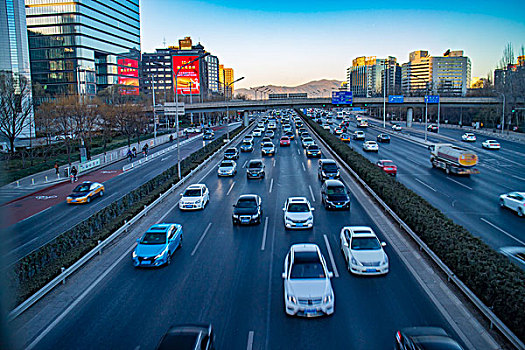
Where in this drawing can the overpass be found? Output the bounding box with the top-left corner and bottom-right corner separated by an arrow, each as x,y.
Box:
174,96 -> 507,113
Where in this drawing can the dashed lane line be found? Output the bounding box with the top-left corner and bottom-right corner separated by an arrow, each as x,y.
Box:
323,234 -> 339,278
191,223 -> 212,256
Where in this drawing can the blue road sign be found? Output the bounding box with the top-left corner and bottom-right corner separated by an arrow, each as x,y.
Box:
388,95 -> 404,103
332,91 -> 353,105
424,95 -> 440,104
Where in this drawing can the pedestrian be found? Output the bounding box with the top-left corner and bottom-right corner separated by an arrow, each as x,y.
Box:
54,161 -> 59,175
127,149 -> 133,162
71,166 -> 78,182
142,143 -> 149,156
132,146 -> 137,158
169,134 -> 174,143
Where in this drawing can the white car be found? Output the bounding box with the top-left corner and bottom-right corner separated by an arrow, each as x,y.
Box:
244,135 -> 254,143
217,160 -> 237,177
185,127 -> 196,133
252,129 -> 262,137
340,226 -> 389,275
499,192 -> 525,217
363,141 -> 379,152
282,244 -> 334,317
257,122 -> 265,128
283,197 -> 314,229
461,133 -> 476,142
482,139 -> 500,149
268,122 -> 277,130
179,184 -> 210,210
322,124 -> 331,131
392,124 -> 402,131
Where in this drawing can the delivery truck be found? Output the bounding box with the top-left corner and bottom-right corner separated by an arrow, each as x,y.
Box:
429,143 -> 480,175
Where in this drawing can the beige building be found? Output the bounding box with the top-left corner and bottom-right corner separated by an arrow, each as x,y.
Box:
219,64 -> 234,96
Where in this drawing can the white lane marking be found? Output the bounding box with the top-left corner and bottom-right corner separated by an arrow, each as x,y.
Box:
323,234 -> 339,278
446,177 -> 473,190
512,174 -> 525,182
272,159 -> 276,167
161,156 -> 172,161
25,244 -> 135,350
261,217 -> 269,251
415,178 -> 437,192
297,148 -> 300,155
480,218 -> 525,245
191,223 -> 212,256
246,331 -> 254,350
308,185 -> 316,202
269,178 -> 274,193
302,162 -> 306,171
226,181 -> 235,196
242,160 -> 248,168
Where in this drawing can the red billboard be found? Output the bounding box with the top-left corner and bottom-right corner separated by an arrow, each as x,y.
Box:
118,58 -> 139,95
172,56 -> 200,94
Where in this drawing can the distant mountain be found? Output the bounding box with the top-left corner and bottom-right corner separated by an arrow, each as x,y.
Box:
235,79 -> 344,100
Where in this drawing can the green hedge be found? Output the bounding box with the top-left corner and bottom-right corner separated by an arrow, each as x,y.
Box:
10,126 -> 244,306
297,109 -> 525,342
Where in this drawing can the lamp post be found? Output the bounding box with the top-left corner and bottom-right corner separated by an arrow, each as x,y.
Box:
174,52 -> 210,179
220,76 -> 245,140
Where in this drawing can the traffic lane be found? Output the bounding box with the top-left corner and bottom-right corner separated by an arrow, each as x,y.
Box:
267,139 -> 463,350
338,126 -> 525,248
4,126 -> 234,263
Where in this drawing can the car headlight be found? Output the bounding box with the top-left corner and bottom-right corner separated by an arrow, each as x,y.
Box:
154,250 -> 167,260
351,256 -> 362,266
287,295 -> 297,304
196,199 -> 202,204
307,216 -> 313,222
321,171 -> 326,176
382,254 -> 389,265
323,294 -> 332,303
251,214 -> 259,219
132,251 -> 137,258
285,215 -> 292,222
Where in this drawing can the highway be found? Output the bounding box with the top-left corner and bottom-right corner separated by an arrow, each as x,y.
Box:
318,114 -> 524,251
3,125 -> 237,264
21,119 -> 475,350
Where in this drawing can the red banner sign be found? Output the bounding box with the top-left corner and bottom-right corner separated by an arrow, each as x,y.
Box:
173,56 -> 200,94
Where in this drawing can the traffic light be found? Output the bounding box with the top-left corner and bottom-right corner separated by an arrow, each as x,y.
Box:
512,109 -> 515,113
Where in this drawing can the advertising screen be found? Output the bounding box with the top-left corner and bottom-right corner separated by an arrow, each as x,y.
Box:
173,56 -> 200,94
118,58 -> 139,95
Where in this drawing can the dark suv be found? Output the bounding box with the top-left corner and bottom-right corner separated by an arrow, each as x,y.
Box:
232,194 -> 263,225
156,324 -> 215,350
246,159 -> 265,179
224,147 -> 239,160
318,159 -> 340,181
321,180 -> 350,210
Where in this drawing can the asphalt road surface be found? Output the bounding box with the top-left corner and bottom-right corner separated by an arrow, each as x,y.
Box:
29,123 -> 468,350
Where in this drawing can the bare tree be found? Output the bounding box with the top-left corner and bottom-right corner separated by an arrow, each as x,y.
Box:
499,42 -> 515,69
0,71 -> 33,155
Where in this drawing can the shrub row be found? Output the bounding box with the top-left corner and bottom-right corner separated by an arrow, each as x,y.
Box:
10,125 -> 244,306
297,109 -> 525,342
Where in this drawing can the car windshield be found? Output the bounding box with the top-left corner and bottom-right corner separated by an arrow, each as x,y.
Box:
351,237 -> 381,250
243,141 -> 251,146
290,253 -> 325,279
225,149 -> 236,154
263,143 -> 273,148
221,161 -> 234,167
73,184 -> 91,192
140,232 -> 166,245
323,164 -> 338,172
237,199 -> 257,208
326,186 -> 346,195
248,161 -> 263,168
287,202 -> 310,212
382,161 -> 394,167
308,145 -> 319,150
183,189 -> 201,197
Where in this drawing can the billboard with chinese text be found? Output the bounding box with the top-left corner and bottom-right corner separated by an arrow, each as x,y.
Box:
172,55 -> 200,94
118,58 -> 139,95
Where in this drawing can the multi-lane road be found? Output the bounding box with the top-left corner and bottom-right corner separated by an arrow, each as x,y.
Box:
3,125 -> 238,263
318,114 -> 524,251
16,118 -> 489,350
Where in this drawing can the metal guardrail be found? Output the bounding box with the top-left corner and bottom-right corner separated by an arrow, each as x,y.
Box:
299,112 -> 525,350
8,123 -> 253,322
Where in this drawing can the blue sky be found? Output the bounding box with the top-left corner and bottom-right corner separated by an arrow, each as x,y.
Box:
140,0 -> 525,89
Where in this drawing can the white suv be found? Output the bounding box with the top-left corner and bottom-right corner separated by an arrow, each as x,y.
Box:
179,184 -> 210,210
340,226 -> 389,275
283,197 -> 314,229
283,243 -> 334,317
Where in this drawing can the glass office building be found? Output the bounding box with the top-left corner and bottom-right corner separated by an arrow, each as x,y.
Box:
25,0 -> 140,96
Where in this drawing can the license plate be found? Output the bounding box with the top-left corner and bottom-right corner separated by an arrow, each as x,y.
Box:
335,205 -> 342,208
241,219 -> 249,223
366,268 -> 377,272
185,205 -> 192,208
296,223 -> 303,227
305,308 -> 316,314
142,260 -> 151,265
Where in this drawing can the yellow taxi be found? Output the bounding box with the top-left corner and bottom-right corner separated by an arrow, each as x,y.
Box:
66,181 -> 105,204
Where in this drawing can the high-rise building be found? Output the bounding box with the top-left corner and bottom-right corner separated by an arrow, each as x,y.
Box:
0,0 -> 33,138
346,56 -> 400,97
25,0 -> 141,96
205,54 -> 219,94
402,50 -> 471,96
219,64 -> 234,97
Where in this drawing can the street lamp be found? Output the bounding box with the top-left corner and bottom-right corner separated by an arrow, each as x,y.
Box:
220,76 -> 245,140
174,52 -> 210,179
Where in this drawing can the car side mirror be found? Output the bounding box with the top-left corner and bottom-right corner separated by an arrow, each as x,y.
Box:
343,241 -> 349,247
328,272 -> 334,278
311,208 -> 315,211
233,204 -> 236,208
136,238 -> 140,243
282,272 -> 286,279
180,193 -> 183,196
381,242 -> 387,247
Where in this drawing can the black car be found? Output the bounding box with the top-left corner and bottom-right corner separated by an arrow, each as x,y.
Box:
156,324 -> 215,350
203,132 -> 214,140
260,137 -> 272,147
395,327 -> 463,350
232,194 -> 263,225
318,159 -> 339,180
246,159 -> 265,179
427,124 -> 439,132
377,134 -> 391,143
224,147 -> 239,160
306,144 -> 322,158
321,180 -> 350,210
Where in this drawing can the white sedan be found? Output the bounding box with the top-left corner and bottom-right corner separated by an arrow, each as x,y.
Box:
340,226 -> 389,275
217,160 -> 237,177
461,133 -> 476,142
392,124 -> 402,131
363,141 -> 379,152
252,129 -> 262,137
499,192 -> 525,217
179,184 -> 210,210
283,197 -> 314,229
282,243 -> 334,317
482,140 -> 500,149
